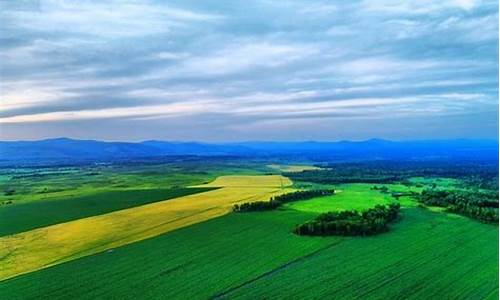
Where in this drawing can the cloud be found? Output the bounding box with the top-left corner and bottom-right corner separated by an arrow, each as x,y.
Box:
451,0 -> 481,10
0,0 -> 497,140
1,90 -> 492,125
326,26 -> 356,37
2,1 -> 223,39
153,52 -> 191,61
0,100 -> 220,124
360,0 -> 485,14
170,40 -> 321,77
298,4 -> 338,15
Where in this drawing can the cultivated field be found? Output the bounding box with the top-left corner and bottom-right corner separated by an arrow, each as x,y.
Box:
1,200 -> 496,299
0,175 -> 292,280
267,164 -> 321,173
224,208 -> 498,299
287,183 -> 423,213
194,175 -> 292,188
0,161 -> 497,300
0,188 -> 213,236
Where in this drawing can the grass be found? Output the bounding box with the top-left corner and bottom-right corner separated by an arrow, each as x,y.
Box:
0,175 -> 292,280
0,205 -> 496,299
0,187 -> 214,237
286,183 -> 397,213
286,181 -> 432,213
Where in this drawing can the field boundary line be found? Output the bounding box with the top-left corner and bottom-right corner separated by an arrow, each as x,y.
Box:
211,240 -> 343,299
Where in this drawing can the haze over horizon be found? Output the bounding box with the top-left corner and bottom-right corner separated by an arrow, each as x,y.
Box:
1,0 -> 498,142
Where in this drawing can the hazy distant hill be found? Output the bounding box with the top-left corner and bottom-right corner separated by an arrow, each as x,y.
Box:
233,139 -> 499,160
0,137 -> 497,165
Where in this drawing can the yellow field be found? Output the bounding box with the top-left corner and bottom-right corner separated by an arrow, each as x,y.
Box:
0,175 -> 292,281
194,174 -> 292,187
267,164 -> 321,173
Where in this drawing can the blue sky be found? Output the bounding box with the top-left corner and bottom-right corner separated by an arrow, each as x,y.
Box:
0,0 -> 498,141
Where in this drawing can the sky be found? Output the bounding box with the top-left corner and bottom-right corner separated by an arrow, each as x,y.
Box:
0,0 -> 498,142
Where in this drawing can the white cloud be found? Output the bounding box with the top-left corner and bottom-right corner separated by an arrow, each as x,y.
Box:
298,4 -> 338,15
153,52 -> 190,60
438,14 -> 498,41
361,0 -> 482,14
3,0 -> 223,39
0,82 -> 78,111
0,100 -> 221,124
152,40 -> 321,78
335,57 -> 441,79
451,0 -> 480,10
326,26 -> 356,37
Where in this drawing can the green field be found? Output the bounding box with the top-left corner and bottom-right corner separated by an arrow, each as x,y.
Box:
408,176 -> 461,188
0,161 -> 497,299
0,160 -> 269,205
224,208 -> 498,299
0,175 -> 292,280
286,182 -> 426,213
0,188 -> 214,236
0,205 -> 496,299
287,183 -> 393,212
0,160 -> 272,238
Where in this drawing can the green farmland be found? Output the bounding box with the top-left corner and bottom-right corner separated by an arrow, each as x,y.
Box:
0,202 -> 497,299
287,183 -> 396,212
0,160 -> 497,299
2,0 -> 498,297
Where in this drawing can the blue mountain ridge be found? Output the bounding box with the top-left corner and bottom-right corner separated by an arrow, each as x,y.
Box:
0,138 -> 497,163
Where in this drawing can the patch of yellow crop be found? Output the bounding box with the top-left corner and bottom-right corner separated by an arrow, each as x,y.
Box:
0,175 -> 292,281
194,175 -> 292,188
267,164 -> 321,173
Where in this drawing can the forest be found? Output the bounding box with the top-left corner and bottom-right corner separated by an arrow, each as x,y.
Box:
286,160 -> 499,189
294,203 -> 401,236
418,190 -> 499,223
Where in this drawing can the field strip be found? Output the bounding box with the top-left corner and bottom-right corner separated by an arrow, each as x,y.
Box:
211,240 -> 344,299
266,164 -> 321,173
0,175 -> 292,281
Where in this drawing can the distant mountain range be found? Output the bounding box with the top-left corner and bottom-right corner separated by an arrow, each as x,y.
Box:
0,137 -> 498,165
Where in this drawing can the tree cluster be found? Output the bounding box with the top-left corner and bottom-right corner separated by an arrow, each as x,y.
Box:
232,199 -> 282,212
294,203 -> 401,236
233,189 -> 335,212
371,186 -> 389,193
418,190 -> 498,223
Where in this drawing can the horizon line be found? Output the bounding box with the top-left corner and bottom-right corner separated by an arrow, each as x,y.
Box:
1,137 -> 499,144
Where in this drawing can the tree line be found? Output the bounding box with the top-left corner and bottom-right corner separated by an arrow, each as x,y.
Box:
418,190 -> 498,223
294,203 -> 401,236
286,161 -> 498,189
233,189 -> 335,212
